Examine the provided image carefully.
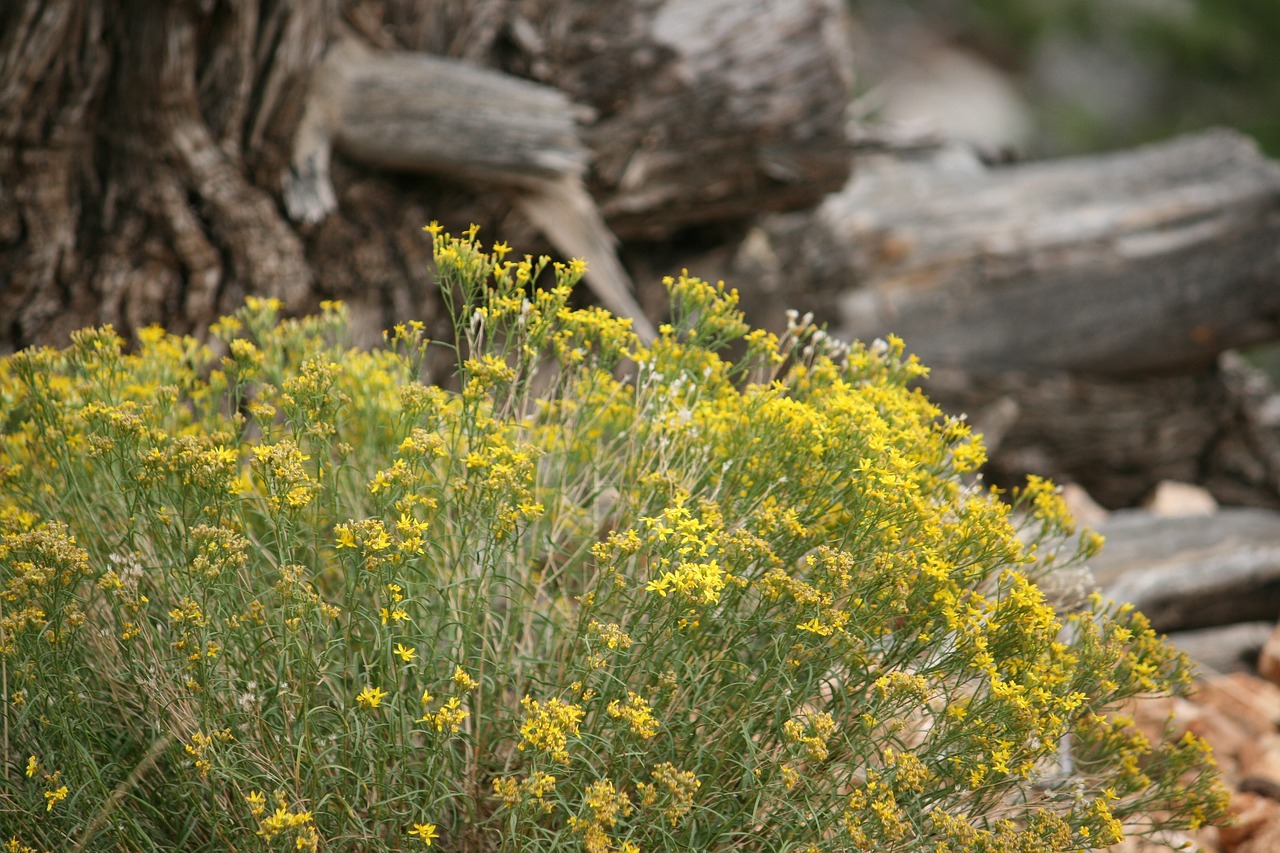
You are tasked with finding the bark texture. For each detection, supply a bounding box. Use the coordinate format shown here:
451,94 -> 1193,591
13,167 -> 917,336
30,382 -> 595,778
0,0 -> 855,354
1,1 -> 331,351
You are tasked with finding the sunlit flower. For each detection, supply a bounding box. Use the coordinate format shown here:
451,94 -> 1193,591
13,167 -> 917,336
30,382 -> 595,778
408,822 -> 439,845
356,685 -> 387,711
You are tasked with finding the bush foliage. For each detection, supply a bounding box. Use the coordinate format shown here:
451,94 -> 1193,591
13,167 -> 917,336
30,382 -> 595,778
0,226 -> 1227,851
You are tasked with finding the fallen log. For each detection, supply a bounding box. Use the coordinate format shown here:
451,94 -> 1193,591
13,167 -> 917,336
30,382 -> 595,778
1166,622 -> 1273,675
508,0 -> 856,240
1091,508 -> 1280,632
284,36 -> 657,342
920,354 -> 1280,509
734,128 -> 1280,376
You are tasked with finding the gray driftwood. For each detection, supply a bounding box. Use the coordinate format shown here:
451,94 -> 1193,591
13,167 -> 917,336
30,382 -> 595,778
284,37 -> 657,342
1092,508 -> 1280,632
734,128 -> 1280,377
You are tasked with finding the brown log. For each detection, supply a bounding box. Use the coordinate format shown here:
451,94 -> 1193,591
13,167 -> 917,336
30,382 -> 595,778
922,355 -> 1280,510
733,128 -> 1280,376
508,0 -> 855,240
284,36 -> 658,341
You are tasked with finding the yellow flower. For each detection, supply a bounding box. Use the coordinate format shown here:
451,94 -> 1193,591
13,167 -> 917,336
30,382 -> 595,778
394,643 -> 417,663
518,696 -> 585,763
245,790 -> 266,817
44,785 -> 68,811
606,691 -> 660,739
356,684 -> 387,710
408,822 -> 439,845
380,607 -> 409,625
452,666 -> 478,691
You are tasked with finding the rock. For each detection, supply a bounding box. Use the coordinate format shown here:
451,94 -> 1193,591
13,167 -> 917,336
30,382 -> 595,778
1143,480 -> 1219,518
1090,508 -> 1280,632
1195,674 -> 1280,742
852,20 -> 1032,154
1256,623 -> 1280,687
1063,481 -> 1110,528
1167,622 -> 1274,675
1189,713 -> 1253,784
1109,829 -> 1208,852
1240,733 -> 1280,800
1104,672 -> 1278,851
1219,791 -> 1280,852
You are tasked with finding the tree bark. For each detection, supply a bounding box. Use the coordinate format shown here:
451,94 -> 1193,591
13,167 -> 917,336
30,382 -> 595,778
1,0 -> 332,352
0,0 -> 855,355
512,0 -> 856,240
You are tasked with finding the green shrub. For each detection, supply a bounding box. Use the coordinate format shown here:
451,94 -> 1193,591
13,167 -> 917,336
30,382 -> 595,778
0,226 -> 1228,851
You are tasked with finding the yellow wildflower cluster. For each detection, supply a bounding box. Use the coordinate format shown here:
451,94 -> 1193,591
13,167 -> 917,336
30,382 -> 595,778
606,691 -> 660,739
783,711 -> 837,762
636,762 -> 700,827
184,728 -> 234,779
518,696 -> 585,763
252,790 -> 319,851
0,227 -> 1228,850
641,501 -> 731,605
251,439 -> 318,512
23,756 -> 69,814
588,619 -> 634,651
567,779 -> 634,853
493,771 -> 558,812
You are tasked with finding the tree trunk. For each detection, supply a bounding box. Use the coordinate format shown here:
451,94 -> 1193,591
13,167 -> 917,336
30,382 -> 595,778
1,0 -> 331,351
0,0 -> 855,355
504,0 -> 854,240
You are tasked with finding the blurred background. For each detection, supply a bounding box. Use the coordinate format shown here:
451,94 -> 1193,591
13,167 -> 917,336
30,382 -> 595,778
847,0 -> 1280,377
849,0 -> 1280,158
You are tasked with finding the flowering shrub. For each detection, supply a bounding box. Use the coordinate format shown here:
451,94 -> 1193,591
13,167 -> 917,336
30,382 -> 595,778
0,226 -> 1228,851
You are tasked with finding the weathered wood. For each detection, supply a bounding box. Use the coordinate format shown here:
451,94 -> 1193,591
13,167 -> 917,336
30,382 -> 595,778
921,356 -> 1280,510
1103,544 -> 1280,633
286,39 -> 592,212
1167,622 -> 1274,676
1166,622 -> 1273,675
510,0 -> 855,240
1090,508 -> 1280,590
285,37 -> 657,341
734,128 -> 1280,376
0,0 -> 854,354
1089,508 -> 1280,632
